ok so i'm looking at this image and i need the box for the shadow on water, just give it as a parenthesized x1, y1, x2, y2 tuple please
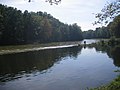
(110, 46, 120, 67)
(86, 44, 120, 67)
(0, 46, 82, 82)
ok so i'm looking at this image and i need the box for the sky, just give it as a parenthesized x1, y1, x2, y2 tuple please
(0, 0, 114, 31)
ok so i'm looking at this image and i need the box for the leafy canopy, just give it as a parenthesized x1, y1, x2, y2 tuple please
(94, 0, 120, 25)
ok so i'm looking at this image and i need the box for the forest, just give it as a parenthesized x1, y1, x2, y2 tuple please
(83, 14, 120, 39)
(0, 4, 83, 45)
(82, 27, 110, 39)
(0, 4, 120, 45)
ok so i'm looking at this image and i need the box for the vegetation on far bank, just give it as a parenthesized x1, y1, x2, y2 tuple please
(0, 4, 83, 45)
(82, 14, 120, 39)
(0, 1, 120, 46)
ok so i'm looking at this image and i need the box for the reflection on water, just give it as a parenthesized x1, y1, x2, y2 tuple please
(111, 46, 120, 67)
(0, 46, 82, 82)
(91, 44, 120, 67)
(0, 45, 119, 90)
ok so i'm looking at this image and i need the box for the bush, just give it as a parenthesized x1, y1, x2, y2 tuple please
(108, 37, 116, 46)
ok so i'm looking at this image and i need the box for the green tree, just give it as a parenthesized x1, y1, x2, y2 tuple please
(40, 17, 52, 42)
(108, 15, 120, 38)
(0, 7, 4, 41)
(82, 27, 110, 39)
(69, 23, 83, 41)
(94, 0, 120, 25)
(0, 4, 83, 45)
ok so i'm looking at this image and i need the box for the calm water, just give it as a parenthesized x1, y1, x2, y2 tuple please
(0, 41, 120, 90)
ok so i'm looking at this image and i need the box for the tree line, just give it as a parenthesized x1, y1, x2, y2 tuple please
(83, 14, 120, 39)
(0, 4, 83, 45)
(82, 27, 110, 39)
(0, 3, 119, 45)
(84, 0, 120, 39)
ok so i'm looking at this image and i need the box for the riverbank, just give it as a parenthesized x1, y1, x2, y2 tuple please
(0, 38, 117, 55)
(0, 41, 80, 55)
(90, 74, 120, 90)
(0, 39, 100, 55)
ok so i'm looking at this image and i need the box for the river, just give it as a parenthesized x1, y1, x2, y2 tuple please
(0, 39, 119, 90)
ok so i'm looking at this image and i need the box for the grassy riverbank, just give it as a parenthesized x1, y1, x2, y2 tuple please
(0, 41, 80, 55)
(89, 75, 120, 90)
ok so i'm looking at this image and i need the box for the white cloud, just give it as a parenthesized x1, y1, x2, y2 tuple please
(0, 0, 26, 4)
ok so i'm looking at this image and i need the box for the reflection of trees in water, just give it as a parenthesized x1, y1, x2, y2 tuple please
(88, 44, 120, 67)
(0, 46, 82, 82)
(111, 46, 120, 67)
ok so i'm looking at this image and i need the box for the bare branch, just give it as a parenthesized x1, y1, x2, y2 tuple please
(28, 0, 61, 5)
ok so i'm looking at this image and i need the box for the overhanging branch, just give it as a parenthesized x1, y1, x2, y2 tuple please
(28, 0, 61, 5)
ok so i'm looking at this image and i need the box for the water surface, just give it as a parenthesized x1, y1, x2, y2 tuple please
(0, 45, 119, 90)
(81, 39, 100, 44)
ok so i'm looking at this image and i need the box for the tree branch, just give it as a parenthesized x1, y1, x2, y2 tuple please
(28, 0, 61, 5)
(93, 0, 120, 25)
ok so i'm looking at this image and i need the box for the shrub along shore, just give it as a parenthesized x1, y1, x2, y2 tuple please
(89, 74, 120, 90)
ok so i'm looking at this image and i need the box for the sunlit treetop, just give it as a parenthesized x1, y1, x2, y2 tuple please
(28, 0, 61, 5)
